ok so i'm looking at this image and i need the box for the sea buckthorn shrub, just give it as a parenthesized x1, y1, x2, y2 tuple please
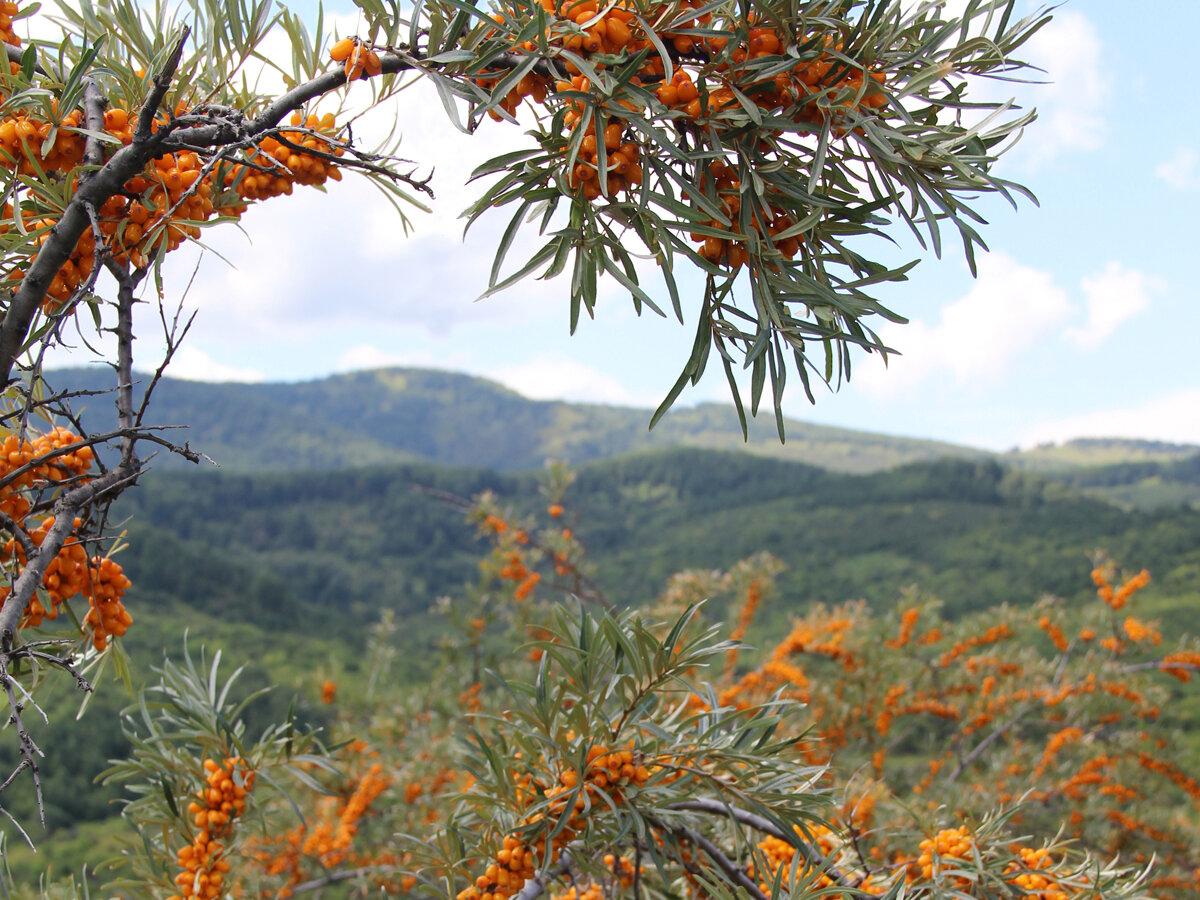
(74, 473, 1194, 900)
(694, 557, 1200, 897)
(98, 649, 337, 900)
(1, 0, 1057, 829)
(0, 0, 427, 824)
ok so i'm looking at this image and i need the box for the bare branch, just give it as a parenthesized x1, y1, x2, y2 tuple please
(665, 799, 854, 886)
(134, 27, 191, 143)
(644, 813, 770, 900)
(0, 509, 35, 560)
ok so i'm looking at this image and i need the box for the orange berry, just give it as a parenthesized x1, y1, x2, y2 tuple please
(330, 37, 356, 62)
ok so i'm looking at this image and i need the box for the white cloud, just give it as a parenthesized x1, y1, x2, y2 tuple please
(1155, 147, 1199, 190)
(491, 354, 659, 407)
(1066, 262, 1161, 350)
(158, 167, 566, 349)
(855, 252, 1073, 395)
(1009, 11, 1109, 165)
(1019, 387, 1200, 447)
(148, 346, 264, 383)
(333, 343, 473, 372)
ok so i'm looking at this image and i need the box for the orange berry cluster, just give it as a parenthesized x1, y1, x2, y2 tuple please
(223, 112, 345, 207)
(716, 33, 888, 130)
(170, 756, 255, 900)
(1160, 650, 1200, 682)
(1092, 565, 1151, 611)
(329, 37, 383, 80)
(558, 77, 643, 200)
(750, 825, 848, 896)
(689, 161, 800, 268)
(3, 87, 345, 309)
(251, 757, 391, 896)
(0, 106, 86, 175)
(461, 833, 538, 900)
(1037, 615, 1069, 653)
(458, 743, 651, 900)
(299, 762, 391, 868)
(475, 69, 549, 121)
(885, 607, 920, 649)
(3, 515, 88, 627)
(1005, 846, 1073, 900)
(1122, 616, 1161, 645)
(916, 826, 973, 883)
(499, 551, 541, 602)
(188, 756, 255, 833)
(0, 427, 133, 649)
(0, 0, 20, 47)
(1, 427, 95, 503)
(82, 555, 132, 651)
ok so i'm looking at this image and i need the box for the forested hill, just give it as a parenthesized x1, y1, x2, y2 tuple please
(47, 366, 1200, 507)
(114, 448, 1200, 646)
(50, 366, 988, 473)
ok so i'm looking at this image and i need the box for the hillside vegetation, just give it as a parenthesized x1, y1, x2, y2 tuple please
(7, 444, 1200, 873)
(111, 449, 1200, 631)
(52, 367, 1200, 511)
(54, 366, 992, 473)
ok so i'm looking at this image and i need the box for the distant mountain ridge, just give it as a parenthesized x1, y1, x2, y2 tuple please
(50, 366, 989, 474)
(45, 367, 1200, 507)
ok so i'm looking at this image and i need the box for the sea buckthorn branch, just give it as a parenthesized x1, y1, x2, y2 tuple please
(434, 605, 841, 900)
(0, 287, 141, 822)
(442, 0, 1049, 427)
(0, 20, 428, 385)
(99, 645, 332, 899)
(0, 25, 189, 377)
(665, 797, 847, 880)
(646, 813, 771, 900)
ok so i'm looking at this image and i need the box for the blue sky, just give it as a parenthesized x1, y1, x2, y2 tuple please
(47, 1, 1200, 451)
